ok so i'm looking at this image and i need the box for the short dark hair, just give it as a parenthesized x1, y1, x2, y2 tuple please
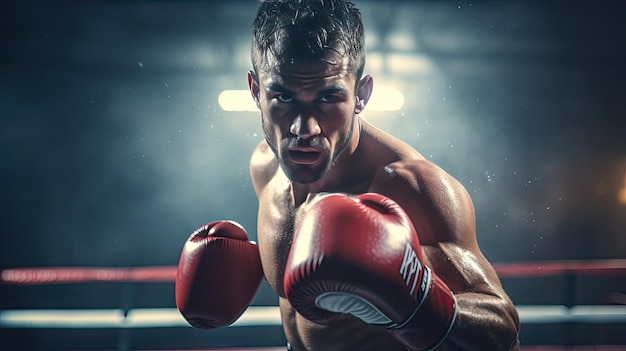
(251, 0, 366, 81)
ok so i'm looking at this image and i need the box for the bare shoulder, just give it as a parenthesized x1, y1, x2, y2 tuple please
(368, 158, 476, 247)
(249, 141, 278, 196)
(367, 157, 509, 297)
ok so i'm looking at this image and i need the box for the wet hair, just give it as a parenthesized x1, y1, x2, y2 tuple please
(251, 0, 366, 81)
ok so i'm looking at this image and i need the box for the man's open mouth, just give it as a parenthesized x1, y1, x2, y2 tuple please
(288, 149, 322, 164)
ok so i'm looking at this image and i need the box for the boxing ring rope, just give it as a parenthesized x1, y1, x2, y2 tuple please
(1, 260, 625, 350)
(1, 266, 178, 286)
(4, 259, 626, 284)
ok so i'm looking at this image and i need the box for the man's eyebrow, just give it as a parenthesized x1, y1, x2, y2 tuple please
(266, 82, 293, 94)
(265, 82, 349, 96)
(319, 85, 349, 95)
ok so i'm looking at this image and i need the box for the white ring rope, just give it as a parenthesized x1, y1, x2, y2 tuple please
(0, 305, 625, 329)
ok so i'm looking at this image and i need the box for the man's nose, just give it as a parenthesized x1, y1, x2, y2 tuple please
(290, 114, 321, 139)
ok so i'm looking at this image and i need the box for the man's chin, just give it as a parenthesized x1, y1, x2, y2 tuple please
(280, 160, 329, 185)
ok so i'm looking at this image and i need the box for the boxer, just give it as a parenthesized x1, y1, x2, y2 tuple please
(176, 1, 520, 350)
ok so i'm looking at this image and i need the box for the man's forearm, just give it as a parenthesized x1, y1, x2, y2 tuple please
(438, 293, 520, 351)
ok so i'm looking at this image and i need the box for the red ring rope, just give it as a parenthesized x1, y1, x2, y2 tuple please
(1, 260, 625, 285)
(0, 266, 177, 285)
(492, 259, 626, 277)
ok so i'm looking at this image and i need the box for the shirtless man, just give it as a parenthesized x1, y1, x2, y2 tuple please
(175, 1, 520, 350)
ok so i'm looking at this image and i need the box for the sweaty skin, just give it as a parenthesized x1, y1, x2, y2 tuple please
(248, 51, 520, 351)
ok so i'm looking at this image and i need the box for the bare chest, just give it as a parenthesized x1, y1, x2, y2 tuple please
(257, 178, 373, 297)
(255, 163, 393, 298)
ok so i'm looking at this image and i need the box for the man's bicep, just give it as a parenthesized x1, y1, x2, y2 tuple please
(367, 161, 503, 292)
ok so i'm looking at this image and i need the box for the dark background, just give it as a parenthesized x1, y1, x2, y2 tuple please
(1, 0, 625, 349)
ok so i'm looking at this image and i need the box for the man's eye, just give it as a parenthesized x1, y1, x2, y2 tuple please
(276, 94, 293, 103)
(320, 95, 339, 103)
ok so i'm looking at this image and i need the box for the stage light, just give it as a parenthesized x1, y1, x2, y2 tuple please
(218, 90, 257, 112)
(367, 86, 404, 111)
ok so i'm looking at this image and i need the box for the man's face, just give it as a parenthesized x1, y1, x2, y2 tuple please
(249, 51, 362, 184)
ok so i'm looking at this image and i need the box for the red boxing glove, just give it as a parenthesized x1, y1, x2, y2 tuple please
(176, 220, 263, 329)
(284, 193, 457, 351)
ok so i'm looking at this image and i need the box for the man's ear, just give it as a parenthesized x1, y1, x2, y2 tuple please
(355, 74, 373, 114)
(247, 70, 260, 108)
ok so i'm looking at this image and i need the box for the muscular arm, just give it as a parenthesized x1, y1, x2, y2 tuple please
(369, 160, 520, 351)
